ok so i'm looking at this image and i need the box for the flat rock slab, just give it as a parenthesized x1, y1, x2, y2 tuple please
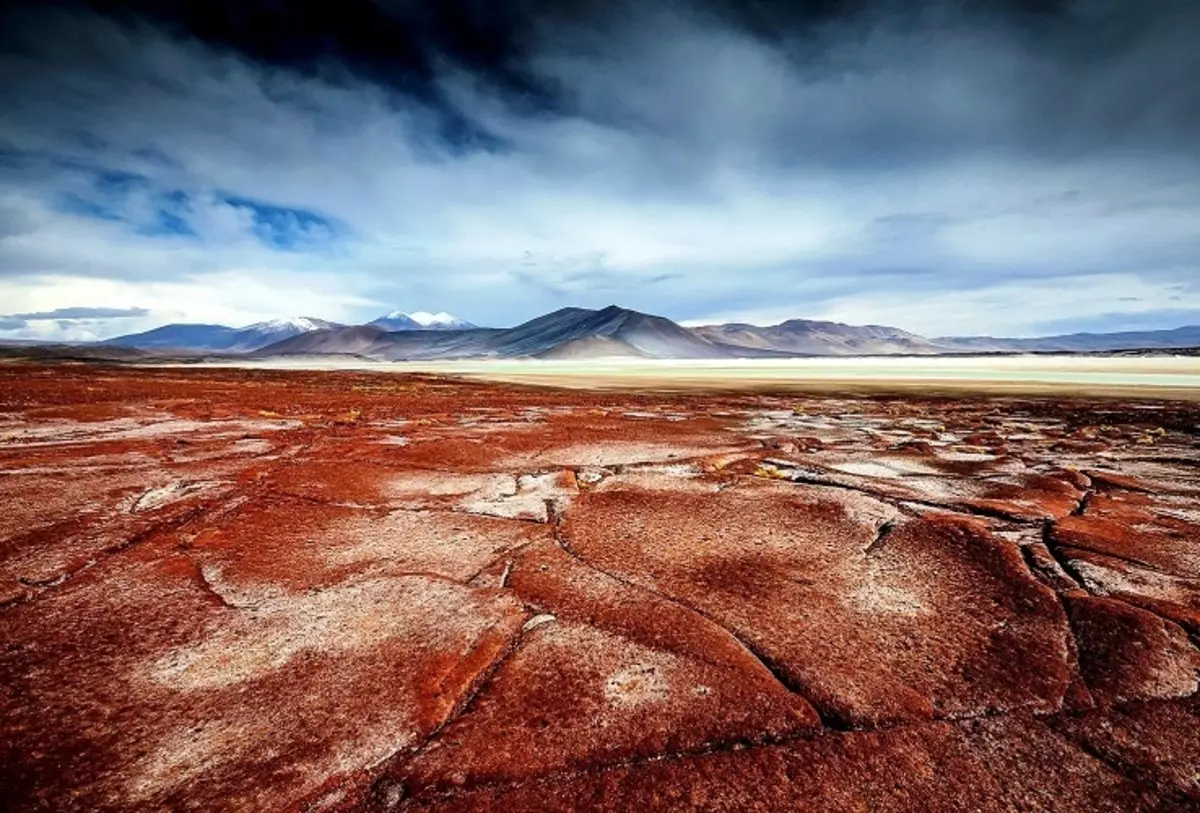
(560, 481, 1073, 726)
(1055, 490, 1200, 576)
(1050, 695, 1200, 807)
(1065, 594, 1200, 705)
(387, 542, 820, 796)
(0, 547, 526, 812)
(183, 496, 551, 596)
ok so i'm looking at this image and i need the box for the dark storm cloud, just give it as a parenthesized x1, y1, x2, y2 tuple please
(525, 0, 1200, 176)
(0, 0, 1198, 337)
(20, 0, 1200, 163)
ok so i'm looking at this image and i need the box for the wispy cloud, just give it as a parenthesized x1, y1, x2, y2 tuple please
(0, 1, 1198, 340)
(5, 306, 148, 320)
(0, 304, 149, 340)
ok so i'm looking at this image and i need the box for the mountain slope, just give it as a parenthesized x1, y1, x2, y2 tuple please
(254, 325, 393, 356)
(536, 335, 650, 359)
(102, 324, 237, 351)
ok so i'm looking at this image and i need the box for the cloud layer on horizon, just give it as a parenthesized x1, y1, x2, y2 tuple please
(1, 0, 1198, 341)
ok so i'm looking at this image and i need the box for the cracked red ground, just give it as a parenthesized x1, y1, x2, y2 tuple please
(1, 364, 1198, 811)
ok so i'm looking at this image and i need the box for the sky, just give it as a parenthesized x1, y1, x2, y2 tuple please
(0, 0, 1198, 341)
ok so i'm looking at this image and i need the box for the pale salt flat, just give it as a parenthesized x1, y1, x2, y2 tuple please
(179, 355, 1200, 397)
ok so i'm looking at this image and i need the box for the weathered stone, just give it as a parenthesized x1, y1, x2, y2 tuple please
(560, 482, 1073, 727)
(1065, 594, 1200, 705)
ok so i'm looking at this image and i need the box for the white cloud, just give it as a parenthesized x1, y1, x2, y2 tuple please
(0, 270, 377, 339)
(807, 274, 1200, 337)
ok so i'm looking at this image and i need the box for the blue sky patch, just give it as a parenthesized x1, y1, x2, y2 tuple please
(220, 194, 342, 250)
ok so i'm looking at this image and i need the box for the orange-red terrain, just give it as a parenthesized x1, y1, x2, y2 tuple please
(1, 363, 1198, 812)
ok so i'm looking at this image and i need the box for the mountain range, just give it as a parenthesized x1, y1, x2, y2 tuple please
(103, 312, 474, 352)
(100, 317, 343, 353)
(98, 306, 1200, 358)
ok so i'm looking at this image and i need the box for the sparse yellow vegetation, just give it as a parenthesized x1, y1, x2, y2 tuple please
(754, 463, 791, 480)
(1136, 427, 1166, 445)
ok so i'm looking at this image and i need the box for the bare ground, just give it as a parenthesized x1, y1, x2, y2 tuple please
(1, 363, 1198, 811)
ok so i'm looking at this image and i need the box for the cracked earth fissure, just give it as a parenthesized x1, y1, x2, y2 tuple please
(4, 497, 228, 613)
(863, 519, 895, 557)
(1040, 521, 1091, 587)
(1043, 719, 1181, 807)
(189, 558, 238, 610)
(752, 469, 1052, 524)
(1038, 520, 1200, 653)
(1042, 520, 1169, 575)
(373, 615, 534, 805)
(396, 693, 1194, 810)
(543, 503, 845, 729)
(397, 725, 826, 810)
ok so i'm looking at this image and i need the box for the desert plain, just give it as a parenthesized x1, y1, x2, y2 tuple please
(2, 360, 1199, 811)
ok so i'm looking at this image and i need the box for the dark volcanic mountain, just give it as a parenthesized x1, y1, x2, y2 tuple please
(696, 319, 940, 355)
(485, 306, 737, 359)
(106, 317, 341, 352)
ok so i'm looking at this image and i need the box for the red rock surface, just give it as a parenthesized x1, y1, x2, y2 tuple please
(1, 364, 1198, 811)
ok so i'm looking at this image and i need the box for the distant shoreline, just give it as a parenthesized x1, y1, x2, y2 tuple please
(163, 355, 1200, 400)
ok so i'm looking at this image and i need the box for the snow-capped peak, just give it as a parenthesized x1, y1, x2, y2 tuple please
(408, 311, 459, 327)
(375, 310, 473, 329)
(247, 317, 327, 332)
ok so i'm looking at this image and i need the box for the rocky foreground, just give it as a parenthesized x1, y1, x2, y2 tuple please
(1, 364, 1198, 812)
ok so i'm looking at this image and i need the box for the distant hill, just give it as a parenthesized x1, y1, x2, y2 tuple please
(934, 325, 1200, 353)
(105, 317, 341, 352)
(249, 325, 393, 356)
(695, 319, 940, 355)
(0, 343, 155, 363)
